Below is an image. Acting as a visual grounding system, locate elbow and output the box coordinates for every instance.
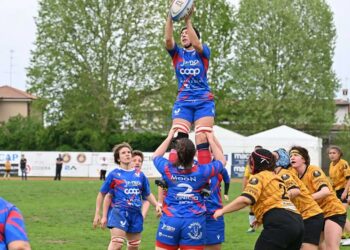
[165,39,174,50]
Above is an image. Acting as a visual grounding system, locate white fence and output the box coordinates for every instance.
[0,151,240,178]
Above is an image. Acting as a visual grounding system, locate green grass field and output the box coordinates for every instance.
[1,178,349,249]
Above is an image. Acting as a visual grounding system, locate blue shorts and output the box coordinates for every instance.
[156,216,206,248]
[205,214,225,245]
[107,207,143,233]
[172,100,215,123]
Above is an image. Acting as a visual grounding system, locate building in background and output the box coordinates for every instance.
[0,85,37,123]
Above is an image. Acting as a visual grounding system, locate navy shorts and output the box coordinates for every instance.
[156,215,206,248]
[205,213,225,245]
[107,207,143,233]
[172,100,215,123]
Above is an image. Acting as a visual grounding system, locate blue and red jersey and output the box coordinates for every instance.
[167,43,213,102]
[205,168,230,214]
[0,198,29,248]
[100,167,151,212]
[153,156,223,218]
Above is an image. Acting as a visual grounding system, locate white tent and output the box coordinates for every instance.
[189,125,250,177]
[246,125,323,167]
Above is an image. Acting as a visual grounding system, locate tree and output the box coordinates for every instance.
[220,0,338,136]
[27,0,237,137]
[0,116,46,150]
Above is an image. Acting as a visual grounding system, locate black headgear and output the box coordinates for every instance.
[250,149,274,174]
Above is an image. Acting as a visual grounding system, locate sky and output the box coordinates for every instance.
[0,0,349,95]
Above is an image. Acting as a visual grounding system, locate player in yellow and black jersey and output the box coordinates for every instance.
[328,145,350,238]
[214,149,304,250]
[290,146,346,250]
[273,148,323,250]
[242,145,262,233]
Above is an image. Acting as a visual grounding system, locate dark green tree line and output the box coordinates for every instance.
[219,0,338,136]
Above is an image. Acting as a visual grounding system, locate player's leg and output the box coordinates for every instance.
[324,216,344,249]
[194,116,214,164]
[193,100,215,164]
[108,228,126,250]
[126,232,141,250]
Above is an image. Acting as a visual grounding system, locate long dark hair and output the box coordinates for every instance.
[174,138,196,169]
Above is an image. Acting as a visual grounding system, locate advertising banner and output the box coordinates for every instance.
[0,151,20,176]
[231,152,250,178]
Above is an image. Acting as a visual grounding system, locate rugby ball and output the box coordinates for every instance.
[170,0,194,22]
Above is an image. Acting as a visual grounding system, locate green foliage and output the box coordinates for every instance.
[332,120,350,162]
[0,116,46,150]
[27,0,237,134]
[1,180,260,250]
[220,0,338,136]
[107,132,166,152]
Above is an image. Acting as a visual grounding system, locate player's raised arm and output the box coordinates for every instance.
[206,132,226,166]
[184,7,203,53]
[152,127,177,159]
[165,11,175,50]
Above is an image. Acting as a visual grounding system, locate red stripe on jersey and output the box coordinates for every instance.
[156,241,178,250]
[172,51,183,67]
[180,244,204,249]
[201,56,209,72]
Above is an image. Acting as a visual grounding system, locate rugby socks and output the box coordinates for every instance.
[197,142,211,164]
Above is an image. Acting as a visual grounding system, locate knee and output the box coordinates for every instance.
[127,239,141,249]
[195,125,213,143]
[109,236,125,250]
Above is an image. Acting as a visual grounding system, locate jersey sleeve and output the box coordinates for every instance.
[280,173,299,191]
[141,173,151,198]
[99,173,113,193]
[201,44,210,59]
[310,168,329,192]
[205,160,224,178]
[343,160,350,179]
[4,207,29,245]
[167,43,180,58]
[153,156,168,174]
[241,176,262,205]
[221,168,231,184]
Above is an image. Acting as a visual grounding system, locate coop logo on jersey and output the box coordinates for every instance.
[187,222,202,240]
[124,188,140,195]
[180,68,200,76]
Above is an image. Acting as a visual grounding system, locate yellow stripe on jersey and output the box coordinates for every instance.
[242,170,299,224]
[277,168,323,220]
[329,159,350,191]
[291,165,345,218]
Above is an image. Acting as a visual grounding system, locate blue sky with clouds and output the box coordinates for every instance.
[0,0,349,94]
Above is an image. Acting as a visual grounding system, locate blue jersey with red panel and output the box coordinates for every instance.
[153,156,223,218]
[100,167,151,212]
[205,168,230,214]
[167,43,213,102]
[0,198,29,248]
